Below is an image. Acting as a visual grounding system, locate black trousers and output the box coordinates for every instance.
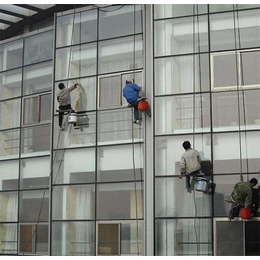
[58,104,72,127]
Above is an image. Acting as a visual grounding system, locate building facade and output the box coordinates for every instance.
[0,4,260,256]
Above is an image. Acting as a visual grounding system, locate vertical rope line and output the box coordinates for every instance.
[232,5,243,181]
[235,5,249,181]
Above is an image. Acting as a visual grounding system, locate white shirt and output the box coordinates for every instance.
[180,148,201,175]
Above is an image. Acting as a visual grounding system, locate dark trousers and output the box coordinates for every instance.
[58,104,72,127]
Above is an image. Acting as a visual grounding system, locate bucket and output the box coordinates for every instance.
[138,100,149,112]
[68,113,77,124]
[195,177,208,192]
[240,208,251,219]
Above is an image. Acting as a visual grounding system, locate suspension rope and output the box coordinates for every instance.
[22,6,77,255]
[233,4,246,182]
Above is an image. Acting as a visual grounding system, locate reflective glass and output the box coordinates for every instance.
[154,4,207,19]
[0,40,23,72]
[23,96,38,125]
[40,94,51,122]
[0,192,18,222]
[212,91,243,130]
[99,5,142,40]
[52,148,95,185]
[23,61,52,95]
[53,112,96,149]
[20,156,50,189]
[213,132,260,174]
[0,160,19,190]
[0,69,22,100]
[155,135,211,176]
[52,184,95,220]
[97,145,143,182]
[98,109,143,144]
[155,54,210,95]
[0,129,20,159]
[98,35,143,74]
[52,221,95,256]
[56,9,97,47]
[97,182,143,219]
[155,94,211,135]
[154,15,208,57]
[55,43,97,81]
[0,224,17,255]
[0,98,21,130]
[19,190,49,222]
[155,177,212,218]
[24,30,53,65]
[155,218,212,256]
[209,4,260,13]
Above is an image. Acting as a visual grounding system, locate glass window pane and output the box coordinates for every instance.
[0,192,18,222]
[55,43,97,81]
[154,15,208,57]
[0,98,21,130]
[155,94,211,135]
[40,94,51,122]
[155,177,212,218]
[52,185,95,220]
[98,110,143,144]
[23,61,52,95]
[0,40,23,71]
[53,148,95,185]
[155,54,210,95]
[0,160,19,190]
[155,135,211,177]
[242,51,260,86]
[21,125,50,155]
[23,96,39,125]
[97,145,143,182]
[97,182,143,219]
[99,5,142,40]
[52,221,95,256]
[0,223,17,254]
[154,4,207,19]
[0,69,22,100]
[53,112,96,149]
[24,30,53,65]
[0,129,20,159]
[210,13,236,51]
[212,91,243,130]
[19,190,49,222]
[56,10,97,47]
[213,132,260,174]
[20,156,50,189]
[212,52,237,89]
[155,219,212,256]
[98,35,143,74]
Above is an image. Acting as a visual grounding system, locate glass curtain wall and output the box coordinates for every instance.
[154,4,260,256]
[0,29,52,255]
[52,5,144,256]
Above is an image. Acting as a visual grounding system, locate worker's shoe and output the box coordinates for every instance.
[133,120,140,124]
[59,126,64,130]
[74,125,80,130]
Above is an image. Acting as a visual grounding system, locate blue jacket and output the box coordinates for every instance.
[123,83,141,104]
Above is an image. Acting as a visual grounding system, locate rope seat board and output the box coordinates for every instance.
[128,97,147,107]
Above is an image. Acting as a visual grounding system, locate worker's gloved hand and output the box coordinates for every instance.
[178,175,183,179]
[74,83,78,87]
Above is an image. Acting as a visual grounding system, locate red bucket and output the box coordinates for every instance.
[138,100,149,112]
[241,208,251,219]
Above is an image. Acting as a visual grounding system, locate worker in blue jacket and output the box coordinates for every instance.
[123,80,151,124]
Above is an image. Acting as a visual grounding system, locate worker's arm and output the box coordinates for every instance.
[245,188,253,208]
[132,83,141,92]
[68,83,78,92]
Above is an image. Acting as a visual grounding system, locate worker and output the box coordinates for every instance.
[122,80,151,124]
[251,184,260,217]
[57,82,79,130]
[228,178,258,220]
[178,141,202,193]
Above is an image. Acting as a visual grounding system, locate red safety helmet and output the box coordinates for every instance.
[138,100,149,112]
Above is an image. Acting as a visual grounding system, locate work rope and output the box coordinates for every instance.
[22,6,77,255]
[130,4,141,255]
[232,4,249,182]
